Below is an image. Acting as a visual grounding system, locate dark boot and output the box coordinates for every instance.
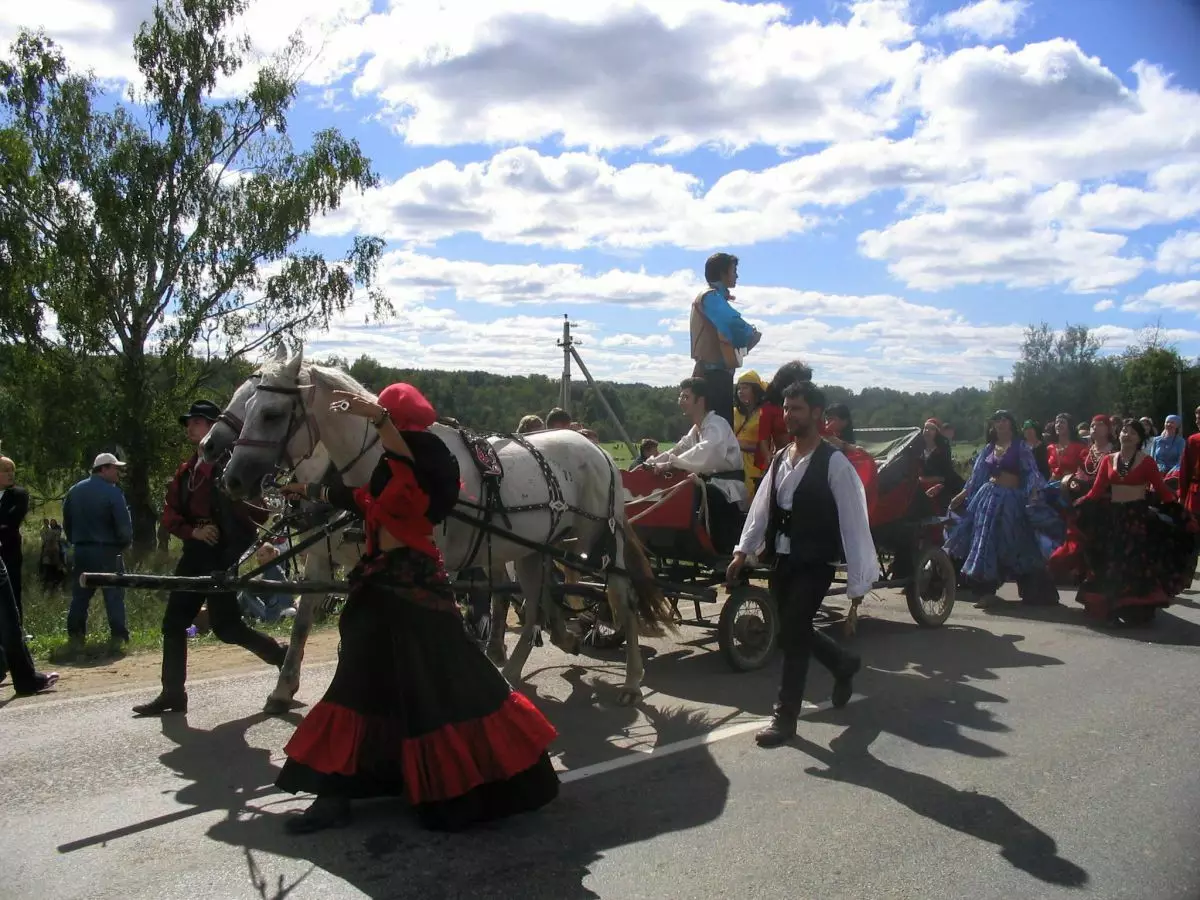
[285,795,352,834]
[132,691,188,716]
[755,705,798,747]
[831,657,861,709]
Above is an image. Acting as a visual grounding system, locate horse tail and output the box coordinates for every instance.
[619,516,676,635]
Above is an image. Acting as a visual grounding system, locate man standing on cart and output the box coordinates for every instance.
[690,252,762,428]
[727,381,879,747]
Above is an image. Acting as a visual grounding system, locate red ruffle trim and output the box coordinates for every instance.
[283,691,558,804]
[1078,589,1170,618]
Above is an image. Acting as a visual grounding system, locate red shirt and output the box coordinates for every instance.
[1179,434,1200,515]
[161,454,265,540]
[353,457,440,560]
[758,402,787,451]
[1047,441,1087,480]
[1082,453,1174,504]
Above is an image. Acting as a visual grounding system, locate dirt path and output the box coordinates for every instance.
[3,629,343,703]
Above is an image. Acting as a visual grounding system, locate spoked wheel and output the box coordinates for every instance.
[718,585,779,672]
[577,601,626,650]
[906,546,956,627]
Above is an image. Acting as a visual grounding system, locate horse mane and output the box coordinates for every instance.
[256,357,378,401]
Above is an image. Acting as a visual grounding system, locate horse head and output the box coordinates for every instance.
[221,347,319,500]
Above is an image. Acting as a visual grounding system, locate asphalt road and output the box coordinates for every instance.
[3,585,1200,900]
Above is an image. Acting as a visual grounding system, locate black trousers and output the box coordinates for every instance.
[704,484,742,555]
[770,561,858,713]
[0,555,40,692]
[692,364,735,429]
[1,549,22,622]
[161,541,286,693]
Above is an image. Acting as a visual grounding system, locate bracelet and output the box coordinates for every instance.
[372,409,390,428]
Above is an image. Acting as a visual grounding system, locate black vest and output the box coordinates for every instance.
[763,440,844,570]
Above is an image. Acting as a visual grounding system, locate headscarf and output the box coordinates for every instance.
[1165,414,1181,430]
[1090,414,1109,426]
[1022,418,1039,433]
[377,383,437,431]
[990,409,1018,431]
[924,417,940,429]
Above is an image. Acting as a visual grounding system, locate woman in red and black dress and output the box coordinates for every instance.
[277,383,558,833]
[1075,418,1195,620]
[1046,413,1086,483]
[1048,414,1113,584]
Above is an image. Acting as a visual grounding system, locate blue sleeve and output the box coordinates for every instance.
[701,290,754,347]
[111,486,133,546]
[963,447,990,495]
[1018,443,1044,497]
[62,489,74,543]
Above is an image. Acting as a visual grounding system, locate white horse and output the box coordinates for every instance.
[214,349,672,706]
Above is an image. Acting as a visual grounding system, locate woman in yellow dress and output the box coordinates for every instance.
[733,370,770,499]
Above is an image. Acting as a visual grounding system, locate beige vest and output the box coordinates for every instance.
[689,289,739,369]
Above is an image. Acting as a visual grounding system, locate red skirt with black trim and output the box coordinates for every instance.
[275,548,559,831]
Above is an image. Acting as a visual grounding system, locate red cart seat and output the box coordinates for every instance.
[622,468,744,560]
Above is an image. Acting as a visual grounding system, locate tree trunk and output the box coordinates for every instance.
[117,348,161,558]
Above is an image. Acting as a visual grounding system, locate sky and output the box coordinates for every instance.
[5,0,1200,392]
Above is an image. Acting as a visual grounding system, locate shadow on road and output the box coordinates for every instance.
[978,598,1200,647]
[794,724,1089,888]
[202,702,730,900]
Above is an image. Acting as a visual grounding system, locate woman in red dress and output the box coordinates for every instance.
[276,383,558,833]
[1075,418,1195,622]
[1046,413,1086,482]
[1047,414,1114,584]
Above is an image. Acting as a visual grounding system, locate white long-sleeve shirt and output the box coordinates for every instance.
[647,411,747,507]
[735,444,879,597]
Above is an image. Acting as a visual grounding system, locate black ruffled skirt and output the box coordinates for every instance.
[1075,498,1194,602]
[276,548,559,831]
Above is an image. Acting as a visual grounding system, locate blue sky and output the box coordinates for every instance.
[5,0,1200,390]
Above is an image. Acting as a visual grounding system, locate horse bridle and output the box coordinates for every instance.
[232,381,321,482]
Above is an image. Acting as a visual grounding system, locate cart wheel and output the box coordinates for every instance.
[578,601,626,650]
[906,547,956,627]
[719,585,778,672]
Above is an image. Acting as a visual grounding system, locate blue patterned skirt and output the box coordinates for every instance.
[945,483,1064,588]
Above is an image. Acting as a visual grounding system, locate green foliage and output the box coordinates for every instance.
[0,3,384,549]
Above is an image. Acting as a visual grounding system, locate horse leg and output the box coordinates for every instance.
[501,556,561,684]
[611,579,644,706]
[264,551,325,715]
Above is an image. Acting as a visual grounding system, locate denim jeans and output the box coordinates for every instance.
[68,544,129,641]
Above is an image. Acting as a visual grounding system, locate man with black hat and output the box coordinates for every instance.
[133,400,286,716]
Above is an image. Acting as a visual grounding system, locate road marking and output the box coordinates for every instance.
[559,696,861,784]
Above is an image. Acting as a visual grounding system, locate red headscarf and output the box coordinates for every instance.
[1090,413,1109,426]
[377,383,437,431]
[924,417,941,428]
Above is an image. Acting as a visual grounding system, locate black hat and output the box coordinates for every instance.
[179,399,222,426]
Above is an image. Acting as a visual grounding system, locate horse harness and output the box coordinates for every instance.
[450,428,619,577]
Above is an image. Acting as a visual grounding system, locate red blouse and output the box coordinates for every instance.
[352,457,439,560]
[759,402,786,450]
[1046,441,1086,481]
[1081,453,1175,504]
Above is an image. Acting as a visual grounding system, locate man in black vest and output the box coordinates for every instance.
[727,381,879,747]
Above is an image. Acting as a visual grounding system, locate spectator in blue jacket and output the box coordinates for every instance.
[62,452,133,652]
[238,542,297,623]
[689,252,762,429]
[1152,415,1185,474]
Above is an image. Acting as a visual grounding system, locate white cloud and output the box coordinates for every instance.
[1124,281,1200,315]
[314,147,813,250]
[1093,299,1115,311]
[342,0,924,152]
[926,0,1028,42]
[1157,231,1200,276]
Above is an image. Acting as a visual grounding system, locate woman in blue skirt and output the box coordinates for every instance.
[946,410,1064,607]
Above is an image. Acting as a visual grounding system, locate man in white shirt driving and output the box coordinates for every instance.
[644,377,747,551]
[727,380,879,747]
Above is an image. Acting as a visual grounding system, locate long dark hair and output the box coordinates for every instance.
[825,402,855,443]
[765,360,814,405]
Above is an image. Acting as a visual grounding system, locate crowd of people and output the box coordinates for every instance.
[2,248,1199,834]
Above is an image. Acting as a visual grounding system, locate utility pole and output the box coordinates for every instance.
[557,314,637,459]
[1178,366,1185,431]
[557,314,572,414]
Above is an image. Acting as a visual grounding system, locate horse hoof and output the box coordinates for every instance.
[616,688,642,706]
[263,696,291,715]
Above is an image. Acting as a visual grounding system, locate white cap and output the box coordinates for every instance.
[93,452,127,469]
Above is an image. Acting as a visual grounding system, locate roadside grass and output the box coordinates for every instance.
[18,538,307,665]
